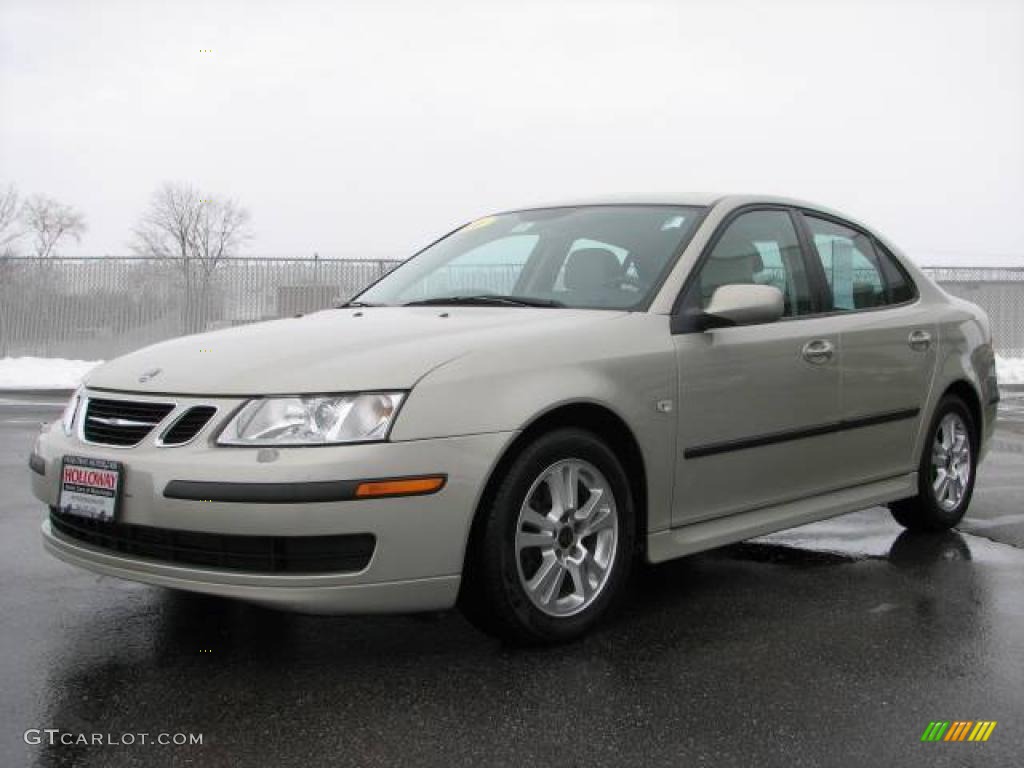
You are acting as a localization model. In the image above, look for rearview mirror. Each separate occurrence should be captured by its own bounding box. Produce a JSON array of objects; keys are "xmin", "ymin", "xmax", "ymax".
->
[{"xmin": 701, "ymin": 284, "xmax": 784, "ymax": 329}]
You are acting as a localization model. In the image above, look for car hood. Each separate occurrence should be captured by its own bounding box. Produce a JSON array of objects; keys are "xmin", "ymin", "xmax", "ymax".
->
[{"xmin": 84, "ymin": 307, "xmax": 627, "ymax": 395}]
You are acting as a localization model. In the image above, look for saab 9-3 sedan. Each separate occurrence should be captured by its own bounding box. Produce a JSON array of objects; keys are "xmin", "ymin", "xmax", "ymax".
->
[{"xmin": 31, "ymin": 195, "xmax": 998, "ymax": 644}]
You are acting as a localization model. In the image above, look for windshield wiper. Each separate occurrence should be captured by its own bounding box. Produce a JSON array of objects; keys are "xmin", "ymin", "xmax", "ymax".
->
[
  {"xmin": 336, "ymin": 299, "xmax": 381, "ymax": 308},
  {"xmin": 403, "ymin": 294, "xmax": 565, "ymax": 308}
]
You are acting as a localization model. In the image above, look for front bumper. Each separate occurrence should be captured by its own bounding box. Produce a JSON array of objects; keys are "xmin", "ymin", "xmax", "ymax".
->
[
  {"xmin": 32, "ymin": 413, "xmax": 514, "ymax": 613},
  {"xmin": 41, "ymin": 520, "xmax": 461, "ymax": 613}
]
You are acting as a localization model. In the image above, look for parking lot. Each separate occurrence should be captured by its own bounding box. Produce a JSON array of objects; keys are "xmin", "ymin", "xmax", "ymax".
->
[{"xmin": 2, "ymin": 393, "xmax": 1022, "ymax": 767}]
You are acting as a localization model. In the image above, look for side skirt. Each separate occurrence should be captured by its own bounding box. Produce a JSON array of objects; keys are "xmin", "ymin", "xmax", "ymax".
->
[{"xmin": 645, "ymin": 472, "xmax": 917, "ymax": 564}]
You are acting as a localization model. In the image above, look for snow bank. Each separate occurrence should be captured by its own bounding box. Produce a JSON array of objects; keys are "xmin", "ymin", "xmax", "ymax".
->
[
  {"xmin": 0, "ymin": 357, "xmax": 103, "ymax": 390},
  {"xmin": 997, "ymin": 355, "xmax": 1024, "ymax": 385}
]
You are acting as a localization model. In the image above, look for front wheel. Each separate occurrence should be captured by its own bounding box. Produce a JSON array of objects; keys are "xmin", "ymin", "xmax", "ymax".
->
[
  {"xmin": 459, "ymin": 428, "xmax": 635, "ymax": 645},
  {"xmin": 890, "ymin": 395, "xmax": 978, "ymax": 532}
]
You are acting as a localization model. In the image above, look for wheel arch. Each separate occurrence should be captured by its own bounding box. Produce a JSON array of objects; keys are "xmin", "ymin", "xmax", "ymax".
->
[
  {"xmin": 462, "ymin": 401, "xmax": 649, "ymax": 571},
  {"xmin": 939, "ymin": 379, "xmax": 983, "ymax": 440},
  {"xmin": 891, "ymin": 378, "xmax": 983, "ymax": 532}
]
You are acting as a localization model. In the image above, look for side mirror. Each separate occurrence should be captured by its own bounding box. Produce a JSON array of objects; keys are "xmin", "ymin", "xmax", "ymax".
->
[{"xmin": 701, "ymin": 284, "xmax": 784, "ymax": 329}]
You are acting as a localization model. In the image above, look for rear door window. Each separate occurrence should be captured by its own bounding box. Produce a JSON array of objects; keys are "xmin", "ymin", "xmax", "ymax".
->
[{"xmin": 804, "ymin": 216, "xmax": 887, "ymax": 310}]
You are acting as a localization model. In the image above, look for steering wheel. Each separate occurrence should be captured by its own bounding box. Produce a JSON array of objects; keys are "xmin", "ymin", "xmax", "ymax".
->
[{"xmin": 600, "ymin": 275, "xmax": 642, "ymax": 293}]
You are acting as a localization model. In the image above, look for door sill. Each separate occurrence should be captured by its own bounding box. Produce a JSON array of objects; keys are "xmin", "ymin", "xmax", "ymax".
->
[{"xmin": 646, "ymin": 472, "xmax": 917, "ymax": 564}]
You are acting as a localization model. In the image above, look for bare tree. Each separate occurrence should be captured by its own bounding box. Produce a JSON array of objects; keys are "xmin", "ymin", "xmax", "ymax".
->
[
  {"xmin": 190, "ymin": 196, "xmax": 252, "ymax": 283},
  {"xmin": 0, "ymin": 184, "xmax": 24, "ymax": 256},
  {"xmin": 0, "ymin": 184, "xmax": 21, "ymax": 355},
  {"xmin": 130, "ymin": 182, "xmax": 200, "ymax": 262},
  {"xmin": 131, "ymin": 182, "xmax": 252, "ymax": 331},
  {"xmin": 20, "ymin": 194, "xmax": 86, "ymax": 258}
]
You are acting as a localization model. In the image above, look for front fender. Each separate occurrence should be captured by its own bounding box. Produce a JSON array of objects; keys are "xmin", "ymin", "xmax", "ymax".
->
[{"xmin": 391, "ymin": 314, "xmax": 679, "ymax": 532}]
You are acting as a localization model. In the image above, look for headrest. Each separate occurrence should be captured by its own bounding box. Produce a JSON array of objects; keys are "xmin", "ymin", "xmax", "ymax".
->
[
  {"xmin": 713, "ymin": 228, "xmax": 765, "ymax": 272},
  {"xmin": 565, "ymin": 248, "xmax": 621, "ymax": 291}
]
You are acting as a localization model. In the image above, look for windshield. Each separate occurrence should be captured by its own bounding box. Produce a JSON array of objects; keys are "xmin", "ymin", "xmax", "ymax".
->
[{"xmin": 355, "ymin": 205, "xmax": 705, "ymax": 310}]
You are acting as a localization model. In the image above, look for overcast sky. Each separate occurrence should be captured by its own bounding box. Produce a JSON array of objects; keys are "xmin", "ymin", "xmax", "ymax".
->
[{"xmin": 1, "ymin": 0, "xmax": 1022, "ymax": 265}]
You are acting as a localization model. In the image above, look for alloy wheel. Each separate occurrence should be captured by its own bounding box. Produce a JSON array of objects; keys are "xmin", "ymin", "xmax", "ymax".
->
[
  {"xmin": 514, "ymin": 459, "xmax": 619, "ymax": 617},
  {"xmin": 930, "ymin": 412, "xmax": 972, "ymax": 512}
]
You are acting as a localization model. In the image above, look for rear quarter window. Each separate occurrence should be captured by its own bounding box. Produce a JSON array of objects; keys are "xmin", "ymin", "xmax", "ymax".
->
[{"xmin": 804, "ymin": 215, "xmax": 914, "ymax": 310}]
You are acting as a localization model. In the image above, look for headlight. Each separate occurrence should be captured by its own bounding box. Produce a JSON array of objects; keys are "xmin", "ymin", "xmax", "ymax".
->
[
  {"xmin": 62, "ymin": 387, "xmax": 83, "ymax": 436},
  {"xmin": 217, "ymin": 392, "xmax": 405, "ymax": 446}
]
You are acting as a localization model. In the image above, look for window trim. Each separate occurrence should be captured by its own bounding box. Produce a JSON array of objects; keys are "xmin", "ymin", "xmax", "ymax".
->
[
  {"xmin": 671, "ymin": 204, "xmax": 922, "ymax": 333},
  {"xmin": 792, "ymin": 207, "xmax": 920, "ymax": 317},
  {"xmin": 670, "ymin": 204, "xmax": 822, "ymax": 334},
  {"xmin": 874, "ymin": 239, "xmax": 919, "ymax": 306}
]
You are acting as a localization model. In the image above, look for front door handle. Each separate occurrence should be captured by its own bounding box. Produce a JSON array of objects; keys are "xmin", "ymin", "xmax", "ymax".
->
[
  {"xmin": 908, "ymin": 329, "xmax": 932, "ymax": 351},
  {"xmin": 802, "ymin": 338, "xmax": 835, "ymax": 364}
]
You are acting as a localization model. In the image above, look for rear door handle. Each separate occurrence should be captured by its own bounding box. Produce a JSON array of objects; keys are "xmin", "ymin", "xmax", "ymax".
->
[
  {"xmin": 908, "ymin": 329, "xmax": 932, "ymax": 351},
  {"xmin": 802, "ymin": 338, "xmax": 835, "ymax": 364}
]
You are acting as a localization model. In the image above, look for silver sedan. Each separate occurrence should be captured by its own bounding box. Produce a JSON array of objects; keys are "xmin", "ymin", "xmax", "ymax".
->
[{"xmin": 30, "ymin": 194, "xmax": 997, "ymax": 644}]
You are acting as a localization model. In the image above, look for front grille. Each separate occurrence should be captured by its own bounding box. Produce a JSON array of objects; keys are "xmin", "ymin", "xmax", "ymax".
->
[
  {"xmin": 82, "ymin": 398, "xmax": 175, "ymax": 446},
  {"xmin": 50, "ymin": 508, "xmax": 376, "ymax": 574},
  {"xmin": 160, "ymin": 406, "xmax": 218, "ymax": 446}
]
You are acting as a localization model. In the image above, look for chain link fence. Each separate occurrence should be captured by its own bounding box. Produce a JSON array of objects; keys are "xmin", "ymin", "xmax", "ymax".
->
[
  {"xmin": 0, "ymin": 257, "xmax": 1021, "ymax": 360},
  {"xmin": 924, "ymin": 267, "xmax": 1024, "ymax": 356},
  {"xmin": 0, "ymin": 257, "xmax": 398, "ymax": 360}
]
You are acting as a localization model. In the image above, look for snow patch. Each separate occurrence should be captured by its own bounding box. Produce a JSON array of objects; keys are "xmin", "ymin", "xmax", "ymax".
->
[
  {"xmin": 997, "ymin": 355, "xmax": 1024, "ymax": 385},
  {"xmin": 0, "ymin": 357, "xmax": 103, "ymax": 390}
]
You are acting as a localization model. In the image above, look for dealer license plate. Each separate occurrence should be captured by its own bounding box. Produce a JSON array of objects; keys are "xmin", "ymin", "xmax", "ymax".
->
[{"xmin": 59, "ymin": 456, "xmax": 123, "ymax": 522}]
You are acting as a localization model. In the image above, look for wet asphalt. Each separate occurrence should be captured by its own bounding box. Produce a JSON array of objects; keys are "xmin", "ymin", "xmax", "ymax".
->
[{"xmin": 1, "ymin": 393, "xmax": 1022, "ymax": 768}]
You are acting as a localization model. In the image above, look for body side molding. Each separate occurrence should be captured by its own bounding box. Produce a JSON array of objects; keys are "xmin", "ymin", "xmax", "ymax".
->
[{"xmin": 684, "ymin": 408, "xmax": 920, "ymax": 459}]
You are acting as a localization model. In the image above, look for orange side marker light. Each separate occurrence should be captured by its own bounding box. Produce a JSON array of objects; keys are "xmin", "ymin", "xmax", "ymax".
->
[{"xmin": 355, "ymin": 476, "xmax": 446, "ymax": 498}]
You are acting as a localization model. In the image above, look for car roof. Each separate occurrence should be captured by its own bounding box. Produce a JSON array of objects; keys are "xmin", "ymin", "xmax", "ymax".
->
[
  {"xmin": 499, "ymin": 194, "xmax": 881, "ymax": 238},
  {"xmin": 502, "ymin": 193, "xmax": 844, "ymax": 215},
  {"xmin": 502, "ymin": 193, "xmax": 721, "ymax": 209}
]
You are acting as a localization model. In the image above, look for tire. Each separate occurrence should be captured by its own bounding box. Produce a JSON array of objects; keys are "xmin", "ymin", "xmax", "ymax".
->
[
  {"xmin": 890, "ymin": 395, "xmax": 978, "ymax": 532},
  {"xmin": 459, "ymin": 428, "xmax": 636, "ymax": 645}
]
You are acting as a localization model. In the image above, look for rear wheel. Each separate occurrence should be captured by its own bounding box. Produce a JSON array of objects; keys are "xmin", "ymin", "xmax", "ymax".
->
[
  {"xmin": 459, "ymin": 428, "xmax": 635, "ymax": 645},
  {"xmin": 890, "ymin": 395, "xmax": 978, "ymax": 532}
]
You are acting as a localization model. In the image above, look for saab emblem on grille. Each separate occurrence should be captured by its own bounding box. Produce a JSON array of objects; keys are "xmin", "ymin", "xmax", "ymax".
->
[{"xmin": 138, "ymin": 367, "xmax": 162, "ymax": 383}]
